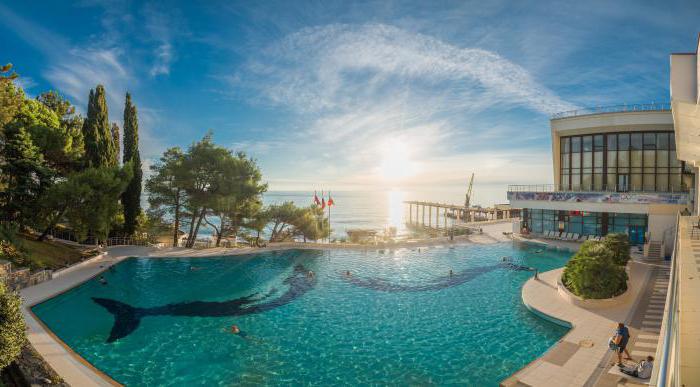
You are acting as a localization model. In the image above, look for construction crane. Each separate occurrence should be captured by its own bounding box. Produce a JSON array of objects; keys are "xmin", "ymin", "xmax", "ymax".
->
[{"xmin": 464, "ymin": 173, "xmax": 474, "ymax": 209}]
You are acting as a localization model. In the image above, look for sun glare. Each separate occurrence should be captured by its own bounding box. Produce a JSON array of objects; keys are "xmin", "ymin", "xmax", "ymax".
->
[{"xmin": 378, "ymin": 140, "xmax": 417, "ymax": 180}]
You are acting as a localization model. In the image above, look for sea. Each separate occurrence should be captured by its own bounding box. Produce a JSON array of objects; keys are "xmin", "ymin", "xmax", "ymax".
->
[
  {"xmin": 190, "ymin": 188, "xmax": 509, "ymax": 241},
  {"xmin": 259, "ymin": 189, "xmax": 509, "ymax": 240}
]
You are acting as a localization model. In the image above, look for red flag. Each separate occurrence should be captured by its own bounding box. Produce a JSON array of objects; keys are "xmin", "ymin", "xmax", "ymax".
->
[
  {"xmin": 313, "ymin": 191, "xmax": 320, "ymax": 206},
  {"xmin": 321, "ymin": 197, "xmax": 326, "ymax": 209},
  {"xmin": 328, "ymin": 193, "xmax": 334, "ymax": 207}
]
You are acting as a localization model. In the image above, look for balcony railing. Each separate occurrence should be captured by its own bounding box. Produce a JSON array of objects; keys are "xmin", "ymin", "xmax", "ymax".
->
[
  {"xmin": 551, "ymin": 102, "xmax": 671, "ymax": 120},
  {"xmin": 507, "ymin": 184, "xmax": 690, "ymax": 194}
]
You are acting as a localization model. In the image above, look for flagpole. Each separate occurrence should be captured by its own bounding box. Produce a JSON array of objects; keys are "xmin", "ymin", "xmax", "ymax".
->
[{"xmin": 328, "ymin": 195, "xmax": 331, "ymax": 244}]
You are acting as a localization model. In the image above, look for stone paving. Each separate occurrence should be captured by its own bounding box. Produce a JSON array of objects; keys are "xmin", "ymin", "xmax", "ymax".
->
[{"xmin": 503, "ymin": 259, "xmax": 656, "ymax": 387}]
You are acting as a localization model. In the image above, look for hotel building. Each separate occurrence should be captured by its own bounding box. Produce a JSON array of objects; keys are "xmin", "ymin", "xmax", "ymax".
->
[{"xmin": 508, "ymin": 104, "xmax": 694, "ymax": 258}]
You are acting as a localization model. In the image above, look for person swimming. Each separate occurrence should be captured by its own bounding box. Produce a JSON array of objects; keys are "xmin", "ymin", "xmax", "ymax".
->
[
  {"xmin": 449, "ymin": 269, "xmax": 454, "ymax": 277},
  {"xmin": 345, "ymin": 270, "xmax": 351, "ymax": 277},
  {"xmin": 307, "ymin": 270, "xmax": 315, "ymax": 278},
  {"xmin": 99, "ymin": 276, "xmax": 107, "ymax": 285}
]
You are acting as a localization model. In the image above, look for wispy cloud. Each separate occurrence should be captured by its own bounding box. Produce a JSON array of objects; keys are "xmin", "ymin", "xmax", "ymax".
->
[
  {"xmin": 230, "ymin": 23, "xmax": 575, "ymax": 189},
  {"xmin": 142, "ymin": 3, "xmax": 179, "ymax": 77}
]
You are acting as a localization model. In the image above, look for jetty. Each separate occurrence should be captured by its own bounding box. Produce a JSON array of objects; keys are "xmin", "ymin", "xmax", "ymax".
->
[{"xmin": 403, "ymin": 201, "xmax": 519, "ymax": 230}]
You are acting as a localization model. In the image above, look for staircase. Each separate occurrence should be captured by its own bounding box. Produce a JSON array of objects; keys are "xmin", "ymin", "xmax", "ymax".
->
[{"xmin": 646, "ymin": 240, "xmax": 663, "ymax": 260}]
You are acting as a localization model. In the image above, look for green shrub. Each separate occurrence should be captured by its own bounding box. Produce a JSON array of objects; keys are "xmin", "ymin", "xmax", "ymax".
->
[
  {"xmin": 603, "ymin": 233, "xmax": 631, "ymax": 266},
  {"xmin": 0, "ymin": 283, "xmax": 27, "ymax": 370},
  {"xmin": 562, "ymin": 241, "xmax": 628, "ymax": 299},
  {"xmin": 0, "ymin": 240, "xmax": 28, "ymax": 268}
]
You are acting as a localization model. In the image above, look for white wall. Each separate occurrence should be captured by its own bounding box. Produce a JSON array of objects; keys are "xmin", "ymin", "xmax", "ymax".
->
[
  {"xmin": 670, "ymin": 54, "xmax": 697, "ymax": 103},
  {"xmin": 649, "ymin": 213, "xmax": 678, "ymax": 256}
]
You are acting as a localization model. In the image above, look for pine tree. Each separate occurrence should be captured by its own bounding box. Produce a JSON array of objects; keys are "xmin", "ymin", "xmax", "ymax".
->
[
  {"xmin": 111, "ymin": 122, "xmax": 120, "ymax": 166},
  {"xmin": 81, "ymin": 85, "xmax": 115, "ymax": 167},
  {"xmin": 122, "ymin": 93, "xmax": 142, "ymax": 235}
]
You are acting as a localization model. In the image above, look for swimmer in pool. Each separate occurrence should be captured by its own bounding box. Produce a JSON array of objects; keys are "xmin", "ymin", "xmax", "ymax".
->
[{"xmin": 99, "ymin": 276, "xmax": 107, "ymax": 285}]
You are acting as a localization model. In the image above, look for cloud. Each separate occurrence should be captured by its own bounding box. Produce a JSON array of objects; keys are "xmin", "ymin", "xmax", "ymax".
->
[
  {"xmin": 243, "ymin": 23, "xmax": 576, "ymax": 115},
  {"xmin": 44, "ymin": 47, "xmax": 130, "ymax": 108},
  {"xmin": 142, "ymin": 3, "xmax": 179, "ymax": 77},
  {"xmin": 149, "ymin": 43, "xmax": 173, "ymax": 77},
  {"xmin": 229, "ymin": 23, "xmax": 574, "ymax": 190}
]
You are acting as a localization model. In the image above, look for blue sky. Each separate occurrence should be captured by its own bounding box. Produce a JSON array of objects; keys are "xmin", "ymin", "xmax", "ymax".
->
[{"xmin": 1, "ymin": 0, "xmax": 699, "ymax": 201}]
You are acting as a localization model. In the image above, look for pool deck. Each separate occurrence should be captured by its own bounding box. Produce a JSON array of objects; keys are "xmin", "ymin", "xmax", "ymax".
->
[
  {"xmin": 19, "ymin": 221, "xmax": 516, "ymax": 386},
  {"xmin": 503, "ymin": 259, "xmax": 662, "ymax": 387}
]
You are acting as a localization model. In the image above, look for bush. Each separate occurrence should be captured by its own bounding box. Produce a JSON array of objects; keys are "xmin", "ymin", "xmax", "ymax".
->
[
  {"xmin": 0, "ymin": 283, "xmax": 27, "ymax": 370},
  {"xmin": 603, "ymin": 233, "xmax": 631, "ymax": 266},
  {"xmin": 562, "ymin": 241, "xmax": 628, "ymax": 299}
]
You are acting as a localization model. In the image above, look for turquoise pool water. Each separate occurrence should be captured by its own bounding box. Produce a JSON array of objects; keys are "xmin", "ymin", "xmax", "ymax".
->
[{"xmin": 33, "ymin": 242, "xmax": 571, "ymax": 385}]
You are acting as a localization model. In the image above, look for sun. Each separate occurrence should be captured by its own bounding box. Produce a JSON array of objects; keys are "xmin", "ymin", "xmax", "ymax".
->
[{"xmin": 378, "ymin": 140, "xmax": 417, "ymax": 180}]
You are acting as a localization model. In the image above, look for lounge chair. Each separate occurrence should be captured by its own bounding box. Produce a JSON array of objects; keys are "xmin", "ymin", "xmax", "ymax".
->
[{"xmin": 571, "ymin": 233, "xmax": 580, "ymax": 241}]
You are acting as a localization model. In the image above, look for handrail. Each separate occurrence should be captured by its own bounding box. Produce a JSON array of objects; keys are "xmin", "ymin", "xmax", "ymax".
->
[
  {"xmin": 652, "ymin": 212, "xmax": 682, "ymax": 386},
  {"xmin": 507, "ymin": 184, "xmax": 690, "ymax": 194},
  {"xmin": 551, "ymin": 102, "xmax": 670, "ymax": 120}
]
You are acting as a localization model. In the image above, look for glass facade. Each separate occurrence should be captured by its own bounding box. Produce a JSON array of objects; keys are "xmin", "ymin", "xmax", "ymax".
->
[
  {"xmin": 559, "ymin": 131, "xmax": 689, "ymax": 192},
  {"xmin": 522, "ymin": 208, "xmax": 648, "ymax": 245}
]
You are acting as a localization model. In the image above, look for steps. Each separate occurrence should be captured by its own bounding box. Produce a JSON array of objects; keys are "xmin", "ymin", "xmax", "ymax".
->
[{"xmin": 646, "ymin": 240, "xmax": 663, "ymax": 260}]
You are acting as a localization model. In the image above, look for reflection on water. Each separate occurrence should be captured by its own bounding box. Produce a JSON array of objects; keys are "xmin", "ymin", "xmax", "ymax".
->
[{"xmin": 386, "ymin": 189, "xmax": 406, "ymax": 236}]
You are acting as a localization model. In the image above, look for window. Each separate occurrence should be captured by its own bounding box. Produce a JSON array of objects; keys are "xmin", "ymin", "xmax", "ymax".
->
[{"xmin": 560, "ymin": 131, "xmax": 681, "ymax": 192}]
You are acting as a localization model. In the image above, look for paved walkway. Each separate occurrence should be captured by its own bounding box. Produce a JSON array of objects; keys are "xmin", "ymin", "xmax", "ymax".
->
[
  {"xmin": 503, "ymin": 260, "xmax": 655, "ymax": 387},
  {"xmin": 593, "ymin": 264, "xmax": 669, "ymax": 386}
]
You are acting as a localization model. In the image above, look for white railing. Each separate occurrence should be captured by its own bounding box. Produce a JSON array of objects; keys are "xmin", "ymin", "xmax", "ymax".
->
[
  {"xmin": 507, "ymin": 184, "xmax": 690, "ymax": 194},
  {"xmin": 652, "ymin": 213, "xmax": 684, "ymax": 386},
  {"xmin": 551, "ymin": 102, "xmax": 671, "ymax": 119}
]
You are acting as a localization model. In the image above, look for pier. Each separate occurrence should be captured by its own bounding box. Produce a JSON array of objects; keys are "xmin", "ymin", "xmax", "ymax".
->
[{"xmin": 404, "ymin": 201, "xmax": 518, "ymax": 230}]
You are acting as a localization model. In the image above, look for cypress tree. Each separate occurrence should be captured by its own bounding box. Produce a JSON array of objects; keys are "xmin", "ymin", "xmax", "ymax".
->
[
  {"xmin": 82, "ymin": 89, "xmax": 100, "ymax": 167},
  {"xmin": 111, "ymin": 122, "xmax": 120, "ymax": 166},
  {"xmin": 122, "ymin": 92, "xmax": 142, "ymax": 235},
  {"xmin": 82, "ymin": 85, "xmax": 115, "ymax": 167}
]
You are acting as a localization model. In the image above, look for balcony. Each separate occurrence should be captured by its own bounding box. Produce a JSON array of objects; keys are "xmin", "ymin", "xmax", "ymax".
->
[
  {"xmin": 551, "ymin": 102, "xmax": 670, "ymax": 120},
  {"xmin": 507, "ymin": 184, "xmax": 690, "ymax": 206}
]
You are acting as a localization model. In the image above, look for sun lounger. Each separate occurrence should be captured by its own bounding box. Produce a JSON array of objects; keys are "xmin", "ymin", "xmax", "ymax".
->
[{"xmin": 571, "ymin": 233, "xmax": 580, "ymax": 241}]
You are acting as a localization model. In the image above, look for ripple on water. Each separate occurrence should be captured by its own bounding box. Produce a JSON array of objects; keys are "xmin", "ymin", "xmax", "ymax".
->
[{"xmin": 32, "ymin": 243, "xmax": 571, "ymax": 385}]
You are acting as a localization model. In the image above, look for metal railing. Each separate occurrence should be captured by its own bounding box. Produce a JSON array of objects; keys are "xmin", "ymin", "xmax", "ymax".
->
[
  {"xmin": 507, "ymin": 184, "xmax": 690, "ymax": 194},
  {"xmin": 551, "ymin": 102, "xmax": 670, "ymax": 120},
  {"xmin": 651, "ymin": 212, "xmax": 683, "ymax": 386}
]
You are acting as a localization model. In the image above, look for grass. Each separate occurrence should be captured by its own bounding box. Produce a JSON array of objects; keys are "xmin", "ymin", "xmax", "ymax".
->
[{"xmin": 16, "ymin": 234, "xmax": 91, "ymax": 270}]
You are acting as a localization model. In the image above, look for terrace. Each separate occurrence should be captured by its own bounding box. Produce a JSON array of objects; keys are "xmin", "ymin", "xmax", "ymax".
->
[{"xmin": 551, "ymin": 102, "xmax": 671, "ymax": 120}]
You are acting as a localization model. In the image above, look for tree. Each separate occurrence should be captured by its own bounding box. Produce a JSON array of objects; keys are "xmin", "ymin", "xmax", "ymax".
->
[
  {"xmin": 65, "ymin": 165, "xmax": 132, "ymax": 242},
  {"xmin": 246, "ymin": 208, "xmax": 270, "ymax": 247},
  {"xmin": 121, "ymin": 93, "xmax": 142, "ymax": 235},
  {"xmin": 82, "ymin": 85, "xmax": 115, "ymax": 167},
  {"xmin": 0, "ymin": 282, "xmax": 27, "ymax": 370},
  {"xmin": 0, "ymin": 121, "xmax": 49, "ymax": 223},
  {"xmin": 37, "ymin": 90, "xmax": 84, "ymax": 172},
  {"xmin": 179, "ymin": 134, "xmax": 237, "ymax": 247},
  {"xmin": 16, "ymin": 98, "xmax": 82, "ymax": 173},
  {"xmin": 266, "ymin": 202, "xmax": 305, "ymax": 242},
  {"xmin": 562, "ymin": 241, "xmax": 628, "ymax": 299},
  {"xmin": 0, "ymin": 63, "xmax": 22, "ymax": 131},
  {"xmin": 205, "ymin": 152, "xmax": 267, "ymax": 247},
  {"xmin": 111, "ymin": 123, "xmax": 120, "ymax": 166},
  {"xmin": 602, "ymin": 233, "xmax": 631, "ymax": 266},
  {"xmin": 146, "ymin": 147, "xmax": 187, "ymax": 246}
]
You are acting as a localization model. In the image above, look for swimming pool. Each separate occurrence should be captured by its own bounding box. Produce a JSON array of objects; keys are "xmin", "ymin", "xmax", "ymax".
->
[{"xmin": 32, "ymin": 242, "xmax": 571, "ymax": 385}]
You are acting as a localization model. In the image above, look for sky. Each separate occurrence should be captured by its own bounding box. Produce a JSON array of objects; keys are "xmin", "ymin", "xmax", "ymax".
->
[{"xmin": 1, "ymin": 0, "xmax": 699, "ymax": 205}]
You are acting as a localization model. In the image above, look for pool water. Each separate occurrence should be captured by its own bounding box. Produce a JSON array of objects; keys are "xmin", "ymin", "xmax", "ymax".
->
[{"xmin": 33, "ymin": 242, "xmax": 571, "ymax": 386}]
